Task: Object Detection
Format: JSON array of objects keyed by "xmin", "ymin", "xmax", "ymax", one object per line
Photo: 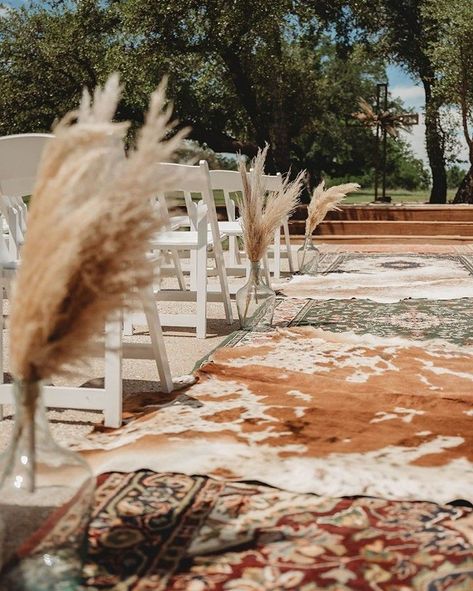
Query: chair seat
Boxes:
[
  {"xmin": 152, "ymin": 230, "xmax": 217, "ymax": 249},
  {"xmin": 218, "ymin": 220, "xmax": 242, "ymax": 236},
  {"xmin": 168, "ymin": 215, "xmax": 190, "ymax": 230}
]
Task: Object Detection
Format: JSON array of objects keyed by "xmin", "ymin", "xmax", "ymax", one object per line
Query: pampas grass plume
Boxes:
[
  {"xmin": 305, "ymin": 180, "xmax": 360, "ymax": 236},
  {"xmin": 237, "ymin": 145, "xmax": 304, "ymax": 263},
  {"xmin": 9, "ymin": 74, "xmax": 187, "ymax": 382}
]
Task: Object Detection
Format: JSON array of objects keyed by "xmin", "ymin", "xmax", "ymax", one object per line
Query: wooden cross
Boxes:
[{"xmin": 354, "ymin": 83, "xmax": 419, "ymax": 202}]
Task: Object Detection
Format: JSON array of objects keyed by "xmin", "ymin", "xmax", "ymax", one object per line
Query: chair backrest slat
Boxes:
[
  {"xmin": 156, "ymin": 162, "xmax": 210, "ymax": 194},
  {"xmin": 0, "ymin": 134, "xmax": 54, "ymax": 197},
  {"xmin": 259, "ymin": 172, "xmax": 283, "ymax": 192},
  {"xmin": 209, "ymin": 169, "xmax": 244, "ymax": 222}
]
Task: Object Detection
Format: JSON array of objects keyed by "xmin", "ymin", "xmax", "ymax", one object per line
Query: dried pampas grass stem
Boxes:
[
  {"xmin": 9, "ymin": 74, "xmax": 187, "ymax": 383},
  {"xmin": 305, "ymin": 180, "xmax": 360, "ymax": 237},
  {"xmin": 237, "ymin": 145, "xmax": 304, "ymax": 263}
]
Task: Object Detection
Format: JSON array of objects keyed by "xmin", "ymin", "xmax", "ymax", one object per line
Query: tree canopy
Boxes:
[
  {"xmin": 423, "ymin": 0, "xmax": 473, "ymax": 202},
  {"xmin": 347, "ymin": 0, "xmax": 450, "ymax": 202},
  {"xmin": 0, "ymin": 0, "xmax": 431, "ymax": 193}
]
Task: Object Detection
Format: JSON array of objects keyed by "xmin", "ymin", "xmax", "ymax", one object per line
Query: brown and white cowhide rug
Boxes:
[
  {"xmin": 74, "ymin": 327, "xmax": 473, "ymax": 504},
  {"xmin": 277, "ymin": 254, "xmax": 473, "ymax": 302}
]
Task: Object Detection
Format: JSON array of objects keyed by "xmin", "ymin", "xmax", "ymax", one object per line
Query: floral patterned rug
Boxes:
[
  {"xmin": 276, "ymin": 254, "xmax": 473, "ymax": 301},
  {"xmin": 83, "ymin": 471, "xmax": 473, "ymax": 590}
]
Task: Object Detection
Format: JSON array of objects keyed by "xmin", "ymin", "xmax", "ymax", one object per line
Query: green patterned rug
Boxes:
[
  {"xmin": 205, "ymin": 297, "xmax": 473, "ymax": 363},
  {"xmin": 291, "ymin": 297, "xmax": 473, "ymax": 345}
]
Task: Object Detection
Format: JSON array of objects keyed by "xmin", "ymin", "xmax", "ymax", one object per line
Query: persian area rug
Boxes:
[
  {"xmin": 82, "ymin": 470, "xmax": 473, "ymax": 591},
  {"xmin": 276, "ymin": 253, "xmax": 473, "ymax": 302},
  {"xmin": 316, "ymin": 243, "xmax": 473, "ymax": 255},
  {"xmin": 221, "ymin": 297, "xmax": 473, "ymax": 352},
  {"xmin": 73, "ymin": 327, "xmax": 473, "ymax": 504},
  {"xmin": 290, "ymin": 297, "xmax": 473, "ymax": 345}
]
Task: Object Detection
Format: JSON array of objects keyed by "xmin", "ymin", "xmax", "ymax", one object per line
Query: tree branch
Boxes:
[{"xmin": 175, "ymin": 121, "xmax": 258, "ymax": 157}]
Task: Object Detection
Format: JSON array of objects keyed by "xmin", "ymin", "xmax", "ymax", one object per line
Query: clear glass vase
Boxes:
[
  {"xmin": 0, "ymin": 380, "xmax": 95, "ymax": 590},
  {"xmin": 297, "ymin": 234, "xmax": 320, "ymax": 275},
  {"xmin": 236, "ymin": 261, "xmax": 276, "ymax": 330}
]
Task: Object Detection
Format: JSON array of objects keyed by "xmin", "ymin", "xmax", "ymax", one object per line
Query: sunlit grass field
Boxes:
[
  {"xmin": 212, "ymin": 188, "xmax": 457, "ymax": 206},
  {"xmin": 343, "ymin": 189, "xmax": 457, "ymax": 204}
]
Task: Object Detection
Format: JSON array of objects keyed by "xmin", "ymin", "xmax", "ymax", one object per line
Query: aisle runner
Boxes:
[
  {"xmin": 75, "ymin": 327, "xmax": 473, "ymax": 504},
  {"xmin": 277, "ymin": 254, "xmax": 473, "ymax": 301},
  {"xmin": 83, "ymin": 471, "xmax": 473, "ymax": 591}
]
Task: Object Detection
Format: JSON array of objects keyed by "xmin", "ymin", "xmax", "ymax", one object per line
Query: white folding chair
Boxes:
[
  {"xmin": 0, "ymin": 134, "xmax": 174, "ymax": 428},
  {"xmin": 0, "ymin": 134, "xmax": 54, "ymax": 259},
  {"xmin": 128, "ymin": 160, "xmax": 233, "ymax": 339},
  {"xmin": 260, "ymin": 172, "xmax": 296, "ymax": 278}
]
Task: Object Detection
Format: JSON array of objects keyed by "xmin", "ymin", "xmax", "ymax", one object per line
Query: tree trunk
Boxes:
[
  {"xmin": 453, "ymin": 166, "xmax": 473, "ymax": 204},
  {"xmin": 423, "ymin": 80, "xmax": 447, "ymax": 204},
  {"xmin": 220, "ymin": 48, "xmax": 270, "ymax": 149},
  {"xmin": 269, "ymin": 84, "xmax": 291, "ymax": 175},
  {"xmin": 180, "ymin": 122, "xmax": 258, "ymax": 159}
]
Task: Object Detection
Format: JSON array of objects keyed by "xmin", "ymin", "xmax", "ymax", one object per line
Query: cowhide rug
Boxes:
[
  {"xmin": 276, "ymin": 254, "xmax": 473, "ymax": 302},
  {"xmin": 73, "ymin": 327, "xmax": 473, "ymax": 505}
]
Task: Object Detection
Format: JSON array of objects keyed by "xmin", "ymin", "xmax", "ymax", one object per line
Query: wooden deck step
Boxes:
[
  {"xmin": 290, "ymin": 220, "xmax": 473, "ymax": 237},
  {"xmin": 291, "ymin": 204, "xmax": 473, "ymax": 222}
]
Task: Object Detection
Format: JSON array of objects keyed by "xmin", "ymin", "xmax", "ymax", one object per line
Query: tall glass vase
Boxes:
[
  {"xmin": 0, "ymin": 380, "xmax": 95, "ymax": 590},
  {"xmin": 236, "ymin": 261, "xmax": 276, "ymax": 330},
  {"xmin": 297, "ymin": 234, "xmax": 320, "ymax": 275}
]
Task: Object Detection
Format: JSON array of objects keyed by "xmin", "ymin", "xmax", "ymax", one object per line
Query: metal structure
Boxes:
[{"xmin": 353, "ymin": 83, "xmax": 419, "ymax": 203}]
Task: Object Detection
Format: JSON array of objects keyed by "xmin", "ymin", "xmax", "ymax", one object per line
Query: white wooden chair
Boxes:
[
  {"xmin": 0, "ymin": 134, "xmax": 174, "ymax": 428},
  {"xmin": 127, "ymin": 160, "xmax": 233, "ymax": 339},
  {"xmin": 209, "ymin": 169, "xmax": 296, "ymax": 279},
  {"xmin": 0, "ymin": 134, "xmax": 54, "ymax": 259},
  {"xmin": 260, "ymin": 172, "xmax": 296, "ymax": 278}
]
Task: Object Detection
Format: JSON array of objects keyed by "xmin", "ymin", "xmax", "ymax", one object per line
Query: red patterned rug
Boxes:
[{"xmin": 83, "ymin": 471, "xmax": 473, "ymax": 590}]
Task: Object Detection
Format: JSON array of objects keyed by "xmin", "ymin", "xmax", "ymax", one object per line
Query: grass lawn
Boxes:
[
  {"xmin": 203, "ymin": 189, "xmax": 459, "ymax": 206},
  {"xmin": 344, "ymin": 189, "xmax": 457, "ymax": 204}
]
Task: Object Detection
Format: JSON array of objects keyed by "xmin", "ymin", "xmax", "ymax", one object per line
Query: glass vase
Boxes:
[
  {"xmin": 297, "ymin": 234, "xmax": 320, "ymax": 275},
  {"xmin": 236, "ymin": 261, "xmax": 276, "ymax": 330},
  {"xmin": 0, "ymin": 380, "xmax": 95, "ymax": 590}
]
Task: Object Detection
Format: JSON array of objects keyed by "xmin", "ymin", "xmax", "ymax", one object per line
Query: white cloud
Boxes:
[
  {"xmin": 399, "ymin": 115, "xmax": 428, "ymax": 164},
  {"xmin": 391, "ymin": 84, "xmax": 425, "ymax": 105},
  {"xmin": 390, "ymin": 85, "xmax": 470, "ymax": 167}
]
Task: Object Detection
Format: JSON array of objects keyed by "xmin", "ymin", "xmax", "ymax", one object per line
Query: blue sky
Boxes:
[
  {"xmin": 388, "ymin": 65, "xmax": 469, "ymax": 167},
  {"xmin": 386, "ymin": 65, "xmax": 429, "ymax": 165}
]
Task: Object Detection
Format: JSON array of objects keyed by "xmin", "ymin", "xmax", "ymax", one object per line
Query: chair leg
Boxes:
[
  {"xmin": 263, "ymin": 255, "xmax": 272, "ymax": 287},
  {"xmin": 229, "ymin": 235, "xmax": 238, "ymax": 266},
  {"xmin": 196, "ymin": 213, "xmax": 208, "ymax": 338},
  {"xmin": 123, "ymin": 316, "xmax": 134, "ymax": 336},
  {"xmin": 103, "ymin": 313, "xmax": 123, "ymax": 428},
  {"xmin": 283, "ymin": 218, "xmax": 295, "ymax": 273},
  {"xmin": 171, "ymin": 248, "xmax": 187, "ymax": 290},
  {"xmin": 235, "ymin": 236, "xmax": 243, "ymax": 264},
  {"xmin": 140, "ymin": 287, "xmax": 173, "ymax": 393},
  {"xmin": 273, "ymin": 227, "xmax": 281, "ymax": 279},
  {"xmin": 213, "ymin": 242, "xmax": 233, "ymax": 325},
  {"xmin": 190, "ymin": 250, "xmax": 197, "ymax": 292},
  {"xmin": 0, "ymin": 277, "xmax": 4, "ymax": 421}
]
